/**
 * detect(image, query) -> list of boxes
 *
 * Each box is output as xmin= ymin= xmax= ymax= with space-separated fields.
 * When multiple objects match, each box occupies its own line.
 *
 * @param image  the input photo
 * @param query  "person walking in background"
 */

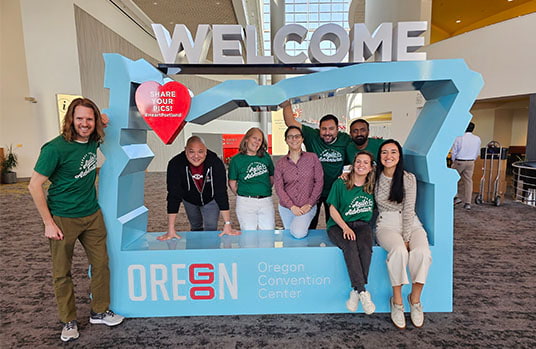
xmin=451 ymin=122 xmax=481 ymax=210
xmin=228 ymin=127 xmax=275 ymax=230
xmin=282 ymin=101 xmax=351 ymax=229
xmin=28 ymin=98 xmax=124 ymax=342
xmin=274 ymin=126 xmax=323 ymax=238
xmin=158 ymin=136 xmax=239 ymax=240
xmin=375 ymin=139 xmax=432 ymax=329
xmin=326 ymin=151 xmax=376 ymax=315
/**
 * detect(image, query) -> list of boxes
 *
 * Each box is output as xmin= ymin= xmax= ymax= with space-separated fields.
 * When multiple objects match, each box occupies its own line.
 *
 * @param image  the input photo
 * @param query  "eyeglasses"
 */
xmin=286 ymin=134 xmax=302 ymax=140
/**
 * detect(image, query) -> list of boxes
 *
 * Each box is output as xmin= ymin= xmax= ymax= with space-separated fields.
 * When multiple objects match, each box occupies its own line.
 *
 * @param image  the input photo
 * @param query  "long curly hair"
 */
xmin=61 ymin=98 xmax=104 ymax=143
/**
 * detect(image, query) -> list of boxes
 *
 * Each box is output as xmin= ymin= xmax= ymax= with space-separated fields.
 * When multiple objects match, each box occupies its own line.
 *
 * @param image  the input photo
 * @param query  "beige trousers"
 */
xmin=453 ymin=160 xmax=475 ymax=204
xmin=376 ymin=211 xmax=432 ymax=286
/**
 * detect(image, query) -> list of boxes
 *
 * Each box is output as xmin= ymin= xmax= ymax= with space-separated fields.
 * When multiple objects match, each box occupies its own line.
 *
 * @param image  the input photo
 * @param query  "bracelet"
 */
xmin=224 ymin=221 xmax=232 ymax=225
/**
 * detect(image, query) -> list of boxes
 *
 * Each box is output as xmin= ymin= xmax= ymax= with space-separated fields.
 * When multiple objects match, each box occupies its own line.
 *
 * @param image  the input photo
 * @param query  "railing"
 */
xmin=512 ymin=161 xmax=536 ymax=206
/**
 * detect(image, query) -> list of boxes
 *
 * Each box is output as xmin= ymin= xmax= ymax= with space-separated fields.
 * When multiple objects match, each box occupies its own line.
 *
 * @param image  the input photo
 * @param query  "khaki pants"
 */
xmin=376 ymin=211 xmax=432 ymax=286
xmin=453 ymin=160 xmax=475 ymax=204
xmin=50 ymin=209 xmax=110 ymax=322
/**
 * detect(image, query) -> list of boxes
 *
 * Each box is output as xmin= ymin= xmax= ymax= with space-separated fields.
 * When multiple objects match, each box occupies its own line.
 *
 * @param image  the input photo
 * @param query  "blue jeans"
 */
xmin=278 ymin=204 xmax=317 ymax=239
xmin=182 ymin=200 xmax=220 ymax=231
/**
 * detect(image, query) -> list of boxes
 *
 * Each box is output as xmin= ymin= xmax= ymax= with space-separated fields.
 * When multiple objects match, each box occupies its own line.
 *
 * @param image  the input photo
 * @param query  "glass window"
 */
xmin=296 ymin=14 xmax=307 ymax=22
xmin=320 ymin=12 xmax=330 ymax=21
xmin=319 ymin=4 xmax=331 ymax=12
xmin=332 ymin=13 xmax=344 ymax=21
xmin=295 ymin=4 xmax=308 ymax=12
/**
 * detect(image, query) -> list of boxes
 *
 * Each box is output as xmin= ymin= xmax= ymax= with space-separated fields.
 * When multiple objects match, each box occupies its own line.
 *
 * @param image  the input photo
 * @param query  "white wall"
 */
xmin=425 ymin=13 xmax=536 ymax=100
xmin=361 ymin=91 xmax=421 ymax=144
xmin=511 ymin=110 xmax=528 ymax=146
xmin=0 ymin=0 xmax=40 ymax=179
xmin=1 ymin=0 xmax=165 ymax=178
xmin=471 ymin=109 xmax=495 ymax=146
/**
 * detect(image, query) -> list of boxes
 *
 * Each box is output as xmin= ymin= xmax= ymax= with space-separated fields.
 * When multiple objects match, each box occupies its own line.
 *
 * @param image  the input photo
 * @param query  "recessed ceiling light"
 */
xmin=507 ymin=0 xmax=514 ymax=2
xmin=216 ymin=1 xmax=221 ymax=4
xmin=153 ymin=2 xmax=157 ymax=5
xmin=456 ymin=19 xmax=462 ymax=23
xmin=170 ymin=21 xmax=174 ymax=24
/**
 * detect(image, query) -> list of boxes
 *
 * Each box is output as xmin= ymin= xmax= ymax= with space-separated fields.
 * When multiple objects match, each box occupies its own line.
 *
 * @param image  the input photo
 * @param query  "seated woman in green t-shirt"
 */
xmin=228 ymin=127 xmax=275 ymax=231
xmin=326 ymin=151 xmax=376 ymax=315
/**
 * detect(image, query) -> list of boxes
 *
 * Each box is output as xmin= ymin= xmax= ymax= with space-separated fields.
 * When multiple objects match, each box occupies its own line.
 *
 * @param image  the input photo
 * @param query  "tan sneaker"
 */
xmin=60 ymin=320 xmax=79 ymax=342
xmin=408 ymin=294 xmax=424 ymax=328
xmin=390 ymin=297 xmax=406 ymax=329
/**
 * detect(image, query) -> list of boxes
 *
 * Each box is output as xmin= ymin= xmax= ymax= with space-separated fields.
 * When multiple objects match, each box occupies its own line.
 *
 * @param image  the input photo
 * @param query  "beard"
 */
xmin=353 ymin=136 xmax=367 ymax=146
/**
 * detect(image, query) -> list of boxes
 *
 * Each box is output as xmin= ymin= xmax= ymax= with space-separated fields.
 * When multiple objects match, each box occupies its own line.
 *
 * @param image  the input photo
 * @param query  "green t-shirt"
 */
xmin=302 ymin=125 xmax=351 ymax=197
xmin=346 ymin=137 xmax=384 ymax=163
xmin=34 ymin=136 xmax=100 ymax=218
xmin=228 ymin=153 xmax=274 ymax=197
xmin=326 ymin=178 xmax=374 ymax=229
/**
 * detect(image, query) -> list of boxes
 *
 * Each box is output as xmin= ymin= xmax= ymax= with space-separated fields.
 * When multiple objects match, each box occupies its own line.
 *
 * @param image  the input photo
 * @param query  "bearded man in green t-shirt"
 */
xmin=28 ymin=98 xmax=124 ymax=342
xmin=283 ymin=101 xmax=351 ymax=229
xmin=346 ymin=118 xmax=383 ymax=163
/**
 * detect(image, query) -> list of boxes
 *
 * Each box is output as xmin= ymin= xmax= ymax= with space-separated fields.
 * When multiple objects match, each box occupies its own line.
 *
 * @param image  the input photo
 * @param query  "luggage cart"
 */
xmin=475 ymin=141 xmax=507 ymax=206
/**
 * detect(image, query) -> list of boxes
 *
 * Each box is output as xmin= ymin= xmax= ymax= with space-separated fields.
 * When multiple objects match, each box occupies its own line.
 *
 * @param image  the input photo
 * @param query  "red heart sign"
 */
xmin=135 ymin=81 xmax=191 ymax=144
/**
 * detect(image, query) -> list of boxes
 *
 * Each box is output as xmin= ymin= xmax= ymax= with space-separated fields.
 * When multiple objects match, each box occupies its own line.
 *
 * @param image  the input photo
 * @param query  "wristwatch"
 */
xmin=224 ymin=221 xmax=232 ymax=225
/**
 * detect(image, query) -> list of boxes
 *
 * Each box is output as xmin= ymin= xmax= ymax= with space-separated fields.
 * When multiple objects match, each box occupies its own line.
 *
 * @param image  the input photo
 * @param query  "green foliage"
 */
xmin=1 ymin=145 xmax=18 ymax=174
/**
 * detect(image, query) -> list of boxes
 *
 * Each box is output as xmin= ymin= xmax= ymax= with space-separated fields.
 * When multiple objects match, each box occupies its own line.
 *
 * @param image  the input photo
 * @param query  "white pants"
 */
xmin=376 ymin=211 xmax=432 ymax=286
xmin=236 ymin=196 xmax=275 ymax=231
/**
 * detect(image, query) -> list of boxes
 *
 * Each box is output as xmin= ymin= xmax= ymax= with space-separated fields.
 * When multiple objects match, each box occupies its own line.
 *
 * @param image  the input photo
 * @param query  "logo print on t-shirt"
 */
xmin=244 ymin=162 xmax=268 ymax=180
xmin=191 ymin=173 xmax=204 ymax=180
xmin=344 ymin=196 xmax=373 ymax=216
xmin=75 ymin=152 xmax=97 ymax=179
xmin=318 ymin=149 xmax=343 ymax=163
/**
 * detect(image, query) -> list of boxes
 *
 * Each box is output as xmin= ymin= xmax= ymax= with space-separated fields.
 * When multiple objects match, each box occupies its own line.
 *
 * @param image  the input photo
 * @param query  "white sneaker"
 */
xmin=454 ymin=197 xmax=463 ymax=205
xmin=408 ymin=294 xmax=424 ymax=328
xmin=390 ymin=297 xmax=406 ymax=329
xmin=358 ymin=291 xmax=375 ymax=315
xmin=89 ymin=310 xmax=125 ymax=326
xmin=346 ymin=290 xmax=359 ymax=312
xmin=60 ymin=320 xmax=79 ymax=342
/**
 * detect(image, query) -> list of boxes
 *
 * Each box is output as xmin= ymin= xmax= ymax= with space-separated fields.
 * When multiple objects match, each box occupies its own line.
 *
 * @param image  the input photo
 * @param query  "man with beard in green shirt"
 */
xmin=283 ymin=101 xmax=351 ymax=229
xmin=346 ymin=119 xmax=383 ymax=163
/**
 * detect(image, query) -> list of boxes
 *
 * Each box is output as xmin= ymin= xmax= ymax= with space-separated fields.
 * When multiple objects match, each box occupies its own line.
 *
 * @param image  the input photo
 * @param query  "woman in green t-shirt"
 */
xmin=326 ymin=151 xmax=376 ymax=315
xmin=228 ymin=127 xmax=275 ymax=231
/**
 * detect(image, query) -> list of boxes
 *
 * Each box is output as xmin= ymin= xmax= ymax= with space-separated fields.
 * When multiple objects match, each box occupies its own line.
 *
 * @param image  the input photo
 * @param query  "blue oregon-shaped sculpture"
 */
xmin=99 ymin=53 xmax=483 ymax=318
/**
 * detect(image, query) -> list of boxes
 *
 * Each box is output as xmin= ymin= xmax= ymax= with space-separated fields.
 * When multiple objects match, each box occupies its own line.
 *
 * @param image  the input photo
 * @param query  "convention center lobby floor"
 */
xmin=1 ymin=172 xmax=535 ymax=348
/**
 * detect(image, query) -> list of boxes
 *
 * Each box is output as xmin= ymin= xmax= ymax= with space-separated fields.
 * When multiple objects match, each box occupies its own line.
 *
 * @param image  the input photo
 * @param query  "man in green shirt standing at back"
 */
xmin=28 ymin=98 xmax=124 ymax=342
xmin=346 ymin=118 xmax=384 ymax=163
xmin=283 ymin=101 xmax=351 ymax=229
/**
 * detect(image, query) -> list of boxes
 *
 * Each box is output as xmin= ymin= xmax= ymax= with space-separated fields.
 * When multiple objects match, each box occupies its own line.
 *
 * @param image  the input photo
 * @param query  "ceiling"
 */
xmin=119 ymin=0 xmax=536 ymax=42
xmin=432 ymin=0 xmax=535 ymax=37
xmin=112 ymin=0 xmax=534 ymax=104
xmin=131 ymin=0 xmax=239 ymax=33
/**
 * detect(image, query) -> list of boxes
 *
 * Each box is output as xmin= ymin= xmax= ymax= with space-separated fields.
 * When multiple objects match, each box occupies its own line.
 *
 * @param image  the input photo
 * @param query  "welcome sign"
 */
xmin=153 ymin=21 xmax=428 ymax=65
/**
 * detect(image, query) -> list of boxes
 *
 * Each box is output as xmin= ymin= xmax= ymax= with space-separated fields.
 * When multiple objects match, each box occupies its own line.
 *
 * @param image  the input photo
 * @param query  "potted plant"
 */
xmin=1 ymin=145 xmax=18 ymax=184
